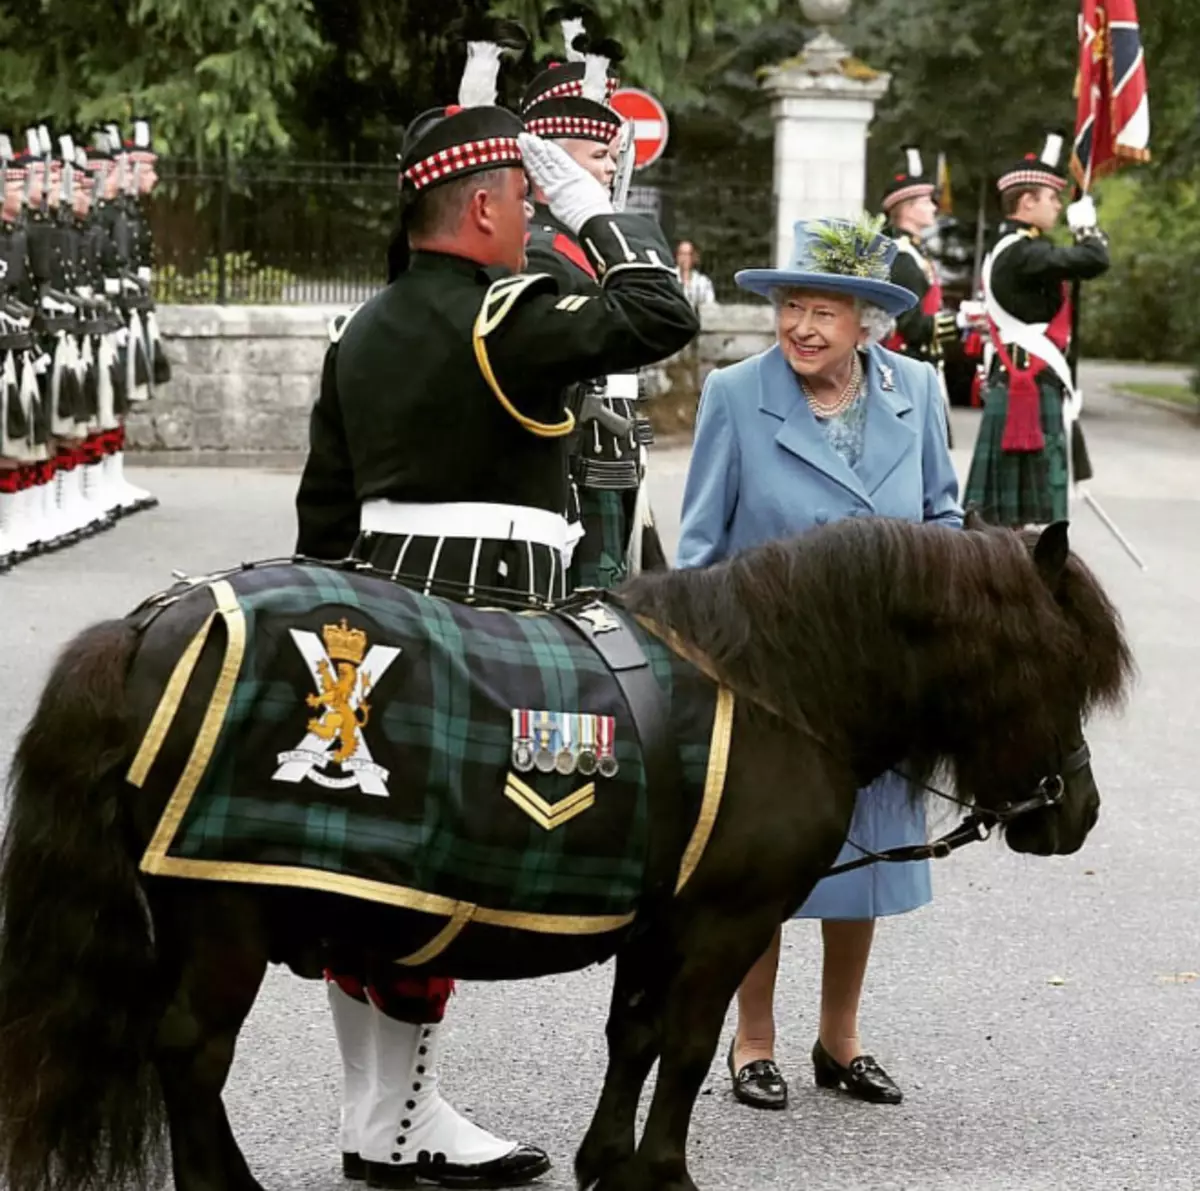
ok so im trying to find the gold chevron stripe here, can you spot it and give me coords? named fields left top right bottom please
left=504, top=771, right=596, bottom=831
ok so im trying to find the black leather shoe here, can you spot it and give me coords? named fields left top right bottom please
left=343, top=1152, right=366, bottom=1181
left=364, top=1143, right=551, bottom=1188
left=727, top=1042, right=788, bottom=1110
left=812, top=1039, right=902, bottom=1104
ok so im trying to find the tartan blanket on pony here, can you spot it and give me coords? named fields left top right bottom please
left=133, top=563, right=725, bottom=936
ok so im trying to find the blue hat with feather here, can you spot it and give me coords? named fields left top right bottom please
left=735, top=216, right=918, bottom=317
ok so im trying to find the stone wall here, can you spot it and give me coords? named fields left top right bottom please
left=126, top=302, right=776, bottom=455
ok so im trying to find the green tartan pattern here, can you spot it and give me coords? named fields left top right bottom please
left=162, top=564, right=716, bottom=920
left=964, top=373, right=1068, bottom=528
left=569, top=488, right=630, bottom=591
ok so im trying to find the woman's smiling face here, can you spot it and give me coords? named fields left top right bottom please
left=775, top=288, right=866, bottom=380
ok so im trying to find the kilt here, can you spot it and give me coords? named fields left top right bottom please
left=568, top=487, right=631, bottom=591
left=964, top=371, right=1068, bottom=528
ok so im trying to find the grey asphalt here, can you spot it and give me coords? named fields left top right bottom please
left=1, top=362, right=1198, bottom=1190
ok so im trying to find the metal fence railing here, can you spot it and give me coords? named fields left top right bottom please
left=149, top=155, right=773, bottom=306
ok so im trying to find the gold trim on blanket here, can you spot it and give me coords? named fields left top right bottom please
left=395, top=902, right=477, bottom=966
left=676, top=685, right=735, bottom=893
left=141, top=579, right=247, bottom=876
left=134, top=855, right=637, bottom=935
left=127, top=609, right=216, bottom=788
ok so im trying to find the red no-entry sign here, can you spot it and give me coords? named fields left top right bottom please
left=609, top=88, right=670, bottom=169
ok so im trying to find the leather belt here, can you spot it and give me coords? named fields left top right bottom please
left=556, top=595, right=687, bottom=908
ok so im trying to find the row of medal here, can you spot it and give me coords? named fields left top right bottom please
left=511, top=709, right=619, bottom=779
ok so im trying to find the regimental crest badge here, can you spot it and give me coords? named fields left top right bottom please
left=272, top=619, right=401, bottom=796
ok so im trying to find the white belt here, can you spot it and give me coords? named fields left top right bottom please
left=606, top=373, right=640, bottom=401
left=360, top=500, right=571, bottom=555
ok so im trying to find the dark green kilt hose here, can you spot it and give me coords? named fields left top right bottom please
left=569, top=487, right=631, bottom=590
left=964, top=371, right=1068, bottom=528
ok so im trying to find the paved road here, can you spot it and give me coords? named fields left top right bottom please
left=1, top=366, right=1198, bottom=1190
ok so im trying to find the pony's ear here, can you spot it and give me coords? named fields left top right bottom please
left=1033, top=520, right=1070, bottom=588
left=963, top=507, right=987, bottom=531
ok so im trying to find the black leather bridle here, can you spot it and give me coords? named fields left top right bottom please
left=825, top=742, right=1092, bottom=877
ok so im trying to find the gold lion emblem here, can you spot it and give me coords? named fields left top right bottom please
left=305, top=620, right=373, bottom=764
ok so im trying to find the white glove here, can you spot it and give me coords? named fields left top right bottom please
left=1066, top=195, right=1097, bottom=232
left=956, top=300, right=987, bottom=329
left=518, top=132, right=612, bottom=235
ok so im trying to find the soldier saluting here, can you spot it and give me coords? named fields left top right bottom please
left=964, top=132, right=1109, bottom=528
left=519, top=9, right=659, bottom=589
left=295, top=14, right=697, bottom=1188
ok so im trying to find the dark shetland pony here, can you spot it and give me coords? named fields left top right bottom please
left=0, top=514, right=1132, bottom=1191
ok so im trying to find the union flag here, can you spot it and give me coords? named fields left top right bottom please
left=1071, top=0, right=1151, bottom=187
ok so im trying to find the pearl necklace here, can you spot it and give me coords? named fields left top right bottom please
left=802, top=353, right=863, bottom=419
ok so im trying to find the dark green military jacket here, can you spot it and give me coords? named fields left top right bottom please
left=295, top=210, right=697, bottom=560
left=989, top=220, right=1110, bottom=325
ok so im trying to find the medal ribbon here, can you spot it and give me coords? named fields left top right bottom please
left=597, top=715, right=614, bottom=764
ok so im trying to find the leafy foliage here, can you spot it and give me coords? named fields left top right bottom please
left=808, top=214, right=889, bottom=279
left=0, top=0, right=323, bottom=157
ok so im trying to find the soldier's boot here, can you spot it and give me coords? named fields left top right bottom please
left=71, top=445, right=111, bottom=534
left=7, top=468, right=39, bottom=559
left=53, top=456, right=90, bottom=542
left=36, top=463, right=72, bottom=552
left=81, top=444, right=116, bottom=528
left=0, top=473, right=18, bottom=571
left=110, top=434, right=157, bottom=514
left=357, top=1010, right=551, bottom=1189
left=328, top=980, right=375, bottom=1181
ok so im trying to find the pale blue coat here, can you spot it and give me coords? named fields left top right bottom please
left=677, top=342, right=962, bottom=918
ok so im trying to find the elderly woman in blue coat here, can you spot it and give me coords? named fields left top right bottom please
left=678, top=216, right=962, bottom=1110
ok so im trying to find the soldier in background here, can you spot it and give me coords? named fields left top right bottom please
left=964, top=133, right=1109, bottom=528
left=879, top=147, right=958, bottom=445
left=95, top=123, right=157, bottom=514
left=0, top=134, right=40, bottom=568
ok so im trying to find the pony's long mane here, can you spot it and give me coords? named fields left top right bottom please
left=622, top=518, right=1133, bottom=781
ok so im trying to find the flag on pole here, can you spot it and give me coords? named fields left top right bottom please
left=936, top=152, right=953, bottom=215
left=1071, top=0, right=1151, bottom=189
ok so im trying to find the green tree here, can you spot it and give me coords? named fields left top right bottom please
left=0, top=0, right=323, bottom=156
left=290, top=0, right=791, bottom=156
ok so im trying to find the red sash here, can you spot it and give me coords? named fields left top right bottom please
left=552, top=232, right=597, bottom=280
left=883, top=279, right=943, bottom=354
left=921, top=281, right=943, bottom=316
left=989, top=283, right=1072, bottom=453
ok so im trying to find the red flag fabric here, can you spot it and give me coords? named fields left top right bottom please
left=1071, top=0, right=1151, bottom=188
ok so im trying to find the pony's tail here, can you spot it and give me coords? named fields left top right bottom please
left=0, top=619, right=165, bottom=1191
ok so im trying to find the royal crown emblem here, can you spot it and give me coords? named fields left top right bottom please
left=322, top=618, right=367, bottom=666
left=273, top=621, right=401, bottom=796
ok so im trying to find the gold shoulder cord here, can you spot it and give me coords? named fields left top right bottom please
left=472, top=275, right=576, bottom=439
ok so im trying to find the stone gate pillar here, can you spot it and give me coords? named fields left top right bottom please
left=760, top=2, right=891, bottom=267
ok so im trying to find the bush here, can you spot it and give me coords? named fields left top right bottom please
left=152, top=251, right=297, bottom=305
left=1081, top=172, right=1200, bottom=364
